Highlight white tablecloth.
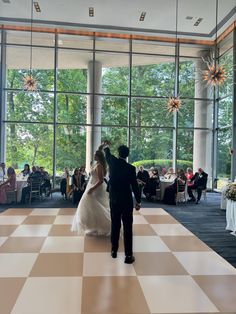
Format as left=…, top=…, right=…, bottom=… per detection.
left=221, top=185, right=227, bottom=210
left=226, top=199, right=236, bottom=233
left=160, top=180, right=174, bottom=200
left=16, top=180, right=28, bottom=202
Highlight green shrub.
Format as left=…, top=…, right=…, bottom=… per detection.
left=132, top=159, right=193, bottom=171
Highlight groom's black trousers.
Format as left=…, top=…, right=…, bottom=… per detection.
left=110, top=200, right=133, bottom=256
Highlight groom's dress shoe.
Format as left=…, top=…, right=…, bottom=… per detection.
left=111, top=251, right=117, bottom=258
left=124, top=255, right=135, bottom=264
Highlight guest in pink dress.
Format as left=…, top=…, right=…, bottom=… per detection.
left=0, top=167, right=16, bottom=204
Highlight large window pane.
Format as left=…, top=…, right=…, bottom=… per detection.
left=217, top=128, right=232, bottom=188
left=101, top=127, right=128, bottom=152
left=130, top=128, right=173, bottom=164
left=96, top=52, right=129, bottom=95
left=6, top=30, right=55, bottom=46
left=6, top=46, right=54, bottom=91
left=218, top=96, right=232, bottom=128
left=133, top=41, right=175, bottom=55
left=58, top=34, right=93, bottom=49
left=177, top=129, right=193, bottom=169
left=132, top=55, right=175, bottom=97
left=131, top=98, right=172, bottom=127
left=178, top=100, right=194, bottom=128
left=57, top=49, right=91, bottom=93
left=219, top=49, right=233, bottom=97
left=179, top=59, right=195, bottom=98
left=101, top=96, right=128, bottom=126
left=56, top=125, right=86, bottom=171
left=96, top=37, right=129, bottom=52
left=57, top=94, right=86, bottom=124
left=6, top=91, right=54, bottom=123
left=6, top=123, right=53, bottom=173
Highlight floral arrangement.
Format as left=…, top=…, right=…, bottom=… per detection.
left=225, top=183, right=236, bottom=201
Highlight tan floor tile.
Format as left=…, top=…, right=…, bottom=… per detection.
left=30, top=253, right=83, bottom=276
left=49, top=224, right=78, bottom=236
left=22, top=215, right=56, bottom=225
left=84, top=235, right=124, bottom=252
left=160, top=235, right=211, bottom=251
left=133, top=252, right=188, bottom=275
left=1, top=208, right=33, bottom=215
left=144, top=215, right=178, bottom=224
left=133, top=224, right=157, bottom=236
left=82, top=277, right=150, bottom=313
left=193, top=275, right=236, bottom=312
left=58, top=208, right=76, bottom=215
left=0, top=225, right=18, bottom=236
left=0, top=237, right=45, bottom=253
left=0, top=278, right=26, bottom=314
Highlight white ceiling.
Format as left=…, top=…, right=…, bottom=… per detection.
left=0, top=0, right=235, bottom=40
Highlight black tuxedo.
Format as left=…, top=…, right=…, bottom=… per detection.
left=104, top=147, right=140, bottom=256
left=188, top=171, right=208, bottom=201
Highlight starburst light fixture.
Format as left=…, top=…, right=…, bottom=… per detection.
left=23, top=0, right=37, bottom=91
left=167, top=97, right=182, bottom=113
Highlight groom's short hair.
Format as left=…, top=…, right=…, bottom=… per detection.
left=118, top=145, right=129, bottom=158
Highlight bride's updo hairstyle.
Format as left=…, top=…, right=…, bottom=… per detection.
left=95, top=150, right=107, bottom=176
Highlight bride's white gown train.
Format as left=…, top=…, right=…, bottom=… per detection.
left=71, top=167, right=111, bottom=235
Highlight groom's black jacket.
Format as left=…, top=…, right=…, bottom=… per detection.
left=104, top=147, right=141, bottom=207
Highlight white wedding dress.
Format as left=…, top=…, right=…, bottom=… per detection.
left=71, top=166, right=111, bottom=235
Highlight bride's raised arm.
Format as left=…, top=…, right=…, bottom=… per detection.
left=87, top=164, right=104, bottom=194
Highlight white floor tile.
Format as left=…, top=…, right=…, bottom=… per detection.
left=53, top=215, right=74, bottom=225
left=174, top=251, right=236, bottom=275
left=40, top=236, right=84, bottom=253
left=0, top=216, right=27, bottom=225
left=83, top=253, right=136, bottom=276
left=0, top=253, right=38, bottom=277
left=133, top=236, right=170, bottom=252
left=133, top=215, right=148, bottom=224
left=151, top=223, right=193, bottom=236
left=138, top=275, right=219, bottom=313
left=30, top=208, right=60, bottom=216
left=11, top=277, right=82, bottom=314
left=11, top=225, right=51, bottom=237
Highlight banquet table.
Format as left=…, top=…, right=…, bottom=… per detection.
left=160, top=179, right=174, bottom=200
left=16, top=177, right=28, bottom=203
left=226, top=199, right=236, bottom=235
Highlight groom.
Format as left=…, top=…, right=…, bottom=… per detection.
left=102, top=141, right=141, bottom=264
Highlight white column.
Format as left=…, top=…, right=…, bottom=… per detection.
left=193, top=51, right=212, bottom=179
left=86, top=61, right=102, bottom=171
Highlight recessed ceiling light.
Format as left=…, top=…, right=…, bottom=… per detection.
left=140, top=12, right=146, bottom=21
left=194, top=18, right=203, bottom=26
left=89, top=7, right=94, bottom=17
left=2, top=0, right=11, bottom=3
left=186, top=16, right=193, bottom=20
left=33, top=1, right=41, bottom=13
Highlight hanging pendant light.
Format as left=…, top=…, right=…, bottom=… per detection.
left=202, top=0, right=226, bottom=87
left=166, top=0, right=182, bottom=113
left=23, top=0, right=37, bottom=91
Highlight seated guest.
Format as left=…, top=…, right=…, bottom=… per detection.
left=21, top=164, right=31, bottom=176
left=186, top=167, right=194, bottom=186
left=163, top=169, right=187, bottom=205
left=21, top=166, right=42, bottom=203
left=60, top=167, right=70, bottom=200
left=188, top=168, right=208, bottom=204
left=164, top=167, right=176, bottom=181
left=40, top=167, right=52, bottom=196
left=0, top=162, right=7, bottom=181
left=0, top=167, right=16, bottom=204
left=71, top=168, right=86, bottom=205
left=137, top=165, right=149, bottom=198
left=161, top=167, right=167, bottom=177
left=146, top=168, right=160, bottom=201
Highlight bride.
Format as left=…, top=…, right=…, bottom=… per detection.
left=71, top=148, right=111, bottom=235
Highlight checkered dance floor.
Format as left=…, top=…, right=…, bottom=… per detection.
left=0, top=206, right=236, bottom=313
